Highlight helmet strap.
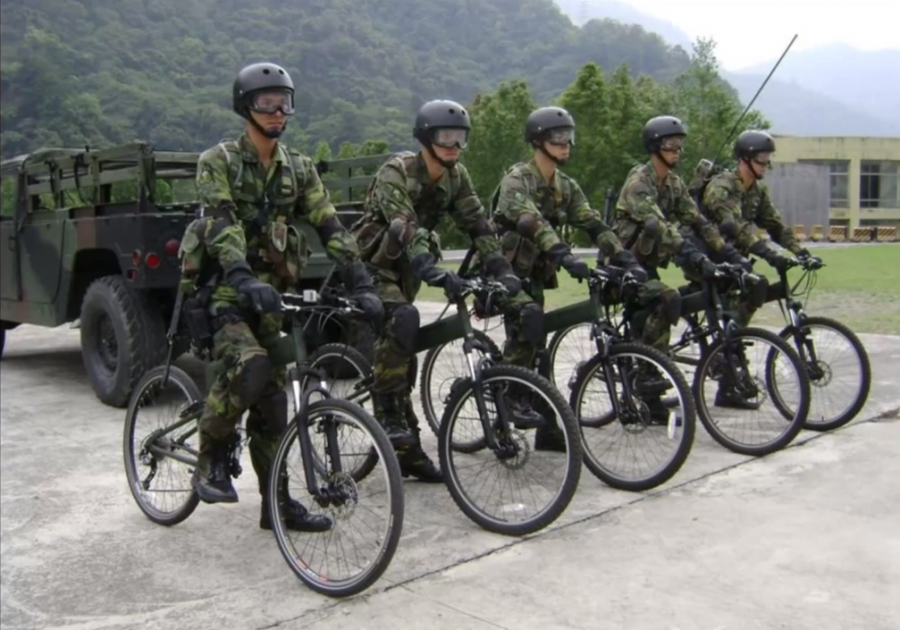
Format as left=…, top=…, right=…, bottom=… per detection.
left=740, top=156, right=763, bottom=181
left=247, top=108, right=286, bottom=139
left=653, top=149, right=676, bottom=171
left=425, top=142, right=456, bottom=169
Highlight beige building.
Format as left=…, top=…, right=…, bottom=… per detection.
left=771, top=136, right=900, bottom=229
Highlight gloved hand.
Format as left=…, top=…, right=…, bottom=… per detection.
left=484, top=255, right=522, bottom=296
left=224, top=260, right=282, bottom=314
left=342, top=261, right=384, bottom=326
left=690, top=253, right=718, bottom=280
left=609, top=249, right=649, bottom=284
left=796, top=248, right=811, bottom=259
left=560, top=253, right=591, bottom=280
left=721, top=243, right=753, bottom=273
left=412, top=253, right=463, bottom=298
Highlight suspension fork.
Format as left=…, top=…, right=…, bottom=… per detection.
left=289, top=365, right=341, bottom=499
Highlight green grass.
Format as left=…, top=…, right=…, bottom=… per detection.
left=417, top=244, right=900, bottom=335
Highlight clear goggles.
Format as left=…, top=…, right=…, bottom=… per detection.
left=751, top=152, right=773, bottom=167
left=659, top=138, right=685, bottom=153
left=431, top=128, right=468, bottom=149
left=546, top=127, right=575, bottom=146
left=248, top=89, right=295, bottom=115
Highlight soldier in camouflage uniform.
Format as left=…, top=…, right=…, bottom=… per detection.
left=179, top=62, right=383, bottom=531
left=616, top=115, right=756, bottom=409
left=353, top=99, right=523, bottom=482
left=492, top=106, right=648, bottom=448
left=702, top=130, right=810, bottom=328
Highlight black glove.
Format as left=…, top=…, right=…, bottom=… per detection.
left=342, top=261, right=384, bottom=325
left=609, top=249, right=648, bottom=283
left=224, top=260, right=282, bottom=314
left=721, top=243, right=752, bottom=273
left=484, top=255, right=522, bottom=296
left=689, top=253, right=718, bottom=280
left=411, top=253, right=463, bottom=298
left=796, top=248, right=811, bottom=258
left=560, top=254, right=591, bottom=280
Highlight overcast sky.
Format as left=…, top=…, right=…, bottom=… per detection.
left=611, top=0, right=900, bottom=69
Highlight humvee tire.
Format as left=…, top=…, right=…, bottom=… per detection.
left=80, top=276, right=167, bottom=407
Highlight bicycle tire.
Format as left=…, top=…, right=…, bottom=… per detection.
left=694, top=327, right=810, bottom=456
left=304, top=343, right=380, bottom=482
left=545, top=322, right=594, bottom=391
left=420, top=329, right=500, bottom=451
left=269, top=398, right=404, bottom=598
left=569, top=343, right=696, bottom=491
left=123, top=364, right=202, bottom=526
left=438, top=364, right=582, bottom=536
left=771, top=316, right=871, bottom=432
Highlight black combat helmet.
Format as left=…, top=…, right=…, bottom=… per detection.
left=734, top=130, right=776, bottom=160
left=413, top=100, right=471, bottom=145
left=525, top=106, right=576, bottom=145
left=642, top=115, right=687, bottom=153
left=232, top=62, right=295, bottom=119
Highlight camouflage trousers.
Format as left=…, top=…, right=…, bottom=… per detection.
left=631, top=271, right=682, bottom=353
left=500, top=280, right=546, bottom=369
left=371, top=273, right=422, bottom=430
left=199, top=306, right=286, bottom=489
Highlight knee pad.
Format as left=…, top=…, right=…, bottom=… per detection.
left=390, top=304, right=420, bottom=355
left=660, top=289, right=683, bottom=327
left=234, top=353, right=271, bottom=409
left=520, top=303, right=545, bottom=347
left=747, top=275, right=768, bottom=310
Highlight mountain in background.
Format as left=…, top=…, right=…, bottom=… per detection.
left=736, top=44, right=900, bottom=134
left=0, top=0, right=691, bottom=158
left=553, top=0, right=693, bottom=51
left=724, top=72, right=898, bottom=137
left=553, top=1, right=900, bottom=136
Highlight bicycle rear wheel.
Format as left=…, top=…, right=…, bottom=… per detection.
left=438, top=364, right=582, bottom=536
left=123, top=364, right=202, bottom=526
left=269, top=398, right=404, bottom=598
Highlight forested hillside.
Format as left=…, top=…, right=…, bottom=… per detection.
left=0, top=0, right=692, bottom=158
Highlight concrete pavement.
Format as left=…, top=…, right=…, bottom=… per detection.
left=1, top=310, right=898, bottom=630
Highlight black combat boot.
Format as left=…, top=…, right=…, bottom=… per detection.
left=191, top=438, right=239, bottom=504
left=372, top=392, right=417, bottom=449
left=259, top=471, right=333, bottom=533
left=502, top=389, right=546, bottom=430
left=396, top=401, right=443, bottom=483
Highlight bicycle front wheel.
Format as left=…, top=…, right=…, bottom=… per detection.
left=694, top=327, right=810, bottom=456
left=269, top=398, right=404, bottom=598
left=123, top=364, right=203, bottom=526
left=772, top=316, right=871, bottom=432
left=420, top=329, right=500, bottom=451
left=569, top=343, right=696, bottom=492
left=438, top=364, right=582, bottom=536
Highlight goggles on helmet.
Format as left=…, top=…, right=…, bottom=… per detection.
left=431, top=128, right=468, bottom=149
left=659, top=137, right=685, bottom=153
left=248, top=89, right=295, bottom=115
left=546, top=127, right=575, bottom=146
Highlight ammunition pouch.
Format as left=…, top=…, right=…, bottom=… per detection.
left=500, top=230, right=539, bottom=278
left=182, top=288, right=215, bottom=350
left=263, top=220, right=307, bottom=283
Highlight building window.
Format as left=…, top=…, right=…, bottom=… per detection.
left=860, top=161, right=900, bottom=209
left=798, top=159, right=849, bottom=208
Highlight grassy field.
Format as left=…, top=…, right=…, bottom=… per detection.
left=416, top=243, right=900, bottom=335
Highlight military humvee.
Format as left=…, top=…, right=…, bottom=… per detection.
left=0, top=142, right=389, bottom=407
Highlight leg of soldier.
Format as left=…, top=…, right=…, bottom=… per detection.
left=193, top=311, right=273, bottom=504
left=631, top=274, right=682, bottom=424
left=714, top=279, right=765, bottom=410
left=247, top=313, right=333, bottom=532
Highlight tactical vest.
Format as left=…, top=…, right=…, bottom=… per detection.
left=179, top=140, right=309, bottom=293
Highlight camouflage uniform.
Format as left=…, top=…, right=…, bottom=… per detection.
left=702, top=169, right=802, bottom=325
left=614, top=162, right=725, bottom=350
left=180, top=131, right=361, bottom=502
left=354, top=151, right=509, bottom=465
left=492, top=158, right=623, bottom=367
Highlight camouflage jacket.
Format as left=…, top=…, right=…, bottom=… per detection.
left=614, top=162, right=723, bottom=268
left=492, top=159, right=622, bottom=280
left=354, top=151, right=502, bottom=271
left=702, top=169, right=801, bottom=255
left=179, top=132, right=358, bottom=302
